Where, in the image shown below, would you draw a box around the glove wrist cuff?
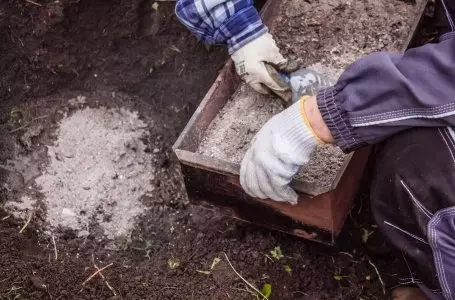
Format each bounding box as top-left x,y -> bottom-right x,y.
280,99 -> 319,154
299,96 -> 323,143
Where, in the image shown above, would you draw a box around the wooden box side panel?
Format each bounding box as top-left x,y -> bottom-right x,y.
180,162 -> 334,243
330,146 -> 372,235
173,61 -> 239,152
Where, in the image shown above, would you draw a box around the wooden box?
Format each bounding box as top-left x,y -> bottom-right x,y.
173,0 -> 428,244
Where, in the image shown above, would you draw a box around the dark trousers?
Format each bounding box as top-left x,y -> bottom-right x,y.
435,0 -> 455,36
371,128 -> 455,296
370,2 -> 455,297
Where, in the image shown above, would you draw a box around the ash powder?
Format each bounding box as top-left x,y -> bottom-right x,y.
20,107 -> 156,239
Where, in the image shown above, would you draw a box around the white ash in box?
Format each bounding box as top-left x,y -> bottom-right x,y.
197,64 -> 347,191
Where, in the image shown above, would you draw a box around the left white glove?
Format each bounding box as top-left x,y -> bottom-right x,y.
231,33 -> 292,96
240,98 -> 320,204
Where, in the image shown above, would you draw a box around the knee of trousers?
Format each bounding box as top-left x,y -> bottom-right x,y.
370,127 -> 455,228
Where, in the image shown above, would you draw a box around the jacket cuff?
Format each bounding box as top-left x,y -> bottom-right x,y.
316,86 -> 367,152
224,6 -> 268,54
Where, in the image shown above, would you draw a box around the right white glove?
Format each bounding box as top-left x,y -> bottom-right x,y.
240,97 -> 320,204
231,33 -> 294,96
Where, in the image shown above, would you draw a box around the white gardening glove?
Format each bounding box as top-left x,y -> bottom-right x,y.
231,33 -> 295,96
240,97 -> 321,204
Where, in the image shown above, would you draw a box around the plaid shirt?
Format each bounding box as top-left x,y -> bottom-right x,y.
175,0 -> 267,54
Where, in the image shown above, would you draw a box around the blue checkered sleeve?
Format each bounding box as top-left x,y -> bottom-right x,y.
175,0 -> 268,54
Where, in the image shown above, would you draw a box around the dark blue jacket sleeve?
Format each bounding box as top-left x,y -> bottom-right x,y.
317,32 -> 455,151
175,0 -> 267,53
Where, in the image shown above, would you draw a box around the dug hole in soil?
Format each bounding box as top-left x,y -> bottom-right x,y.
0,0 -> 435,299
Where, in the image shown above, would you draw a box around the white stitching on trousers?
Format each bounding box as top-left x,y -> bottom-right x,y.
352,110 -> 455,127
440,0 -> 455,30
351,103 -> 455,122
428,209 -> 455,300
444,127 -> 455,154
439,128 -> 455,166
384,221 -> 429,245
400,179 -> 433,219
401,253 -> 418,284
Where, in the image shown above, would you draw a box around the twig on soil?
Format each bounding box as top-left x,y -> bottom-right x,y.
52,234 -> 58,261
1,215 -> 11,221
82,263 -> 113,286
223,253 -> 268,300
339,251 -> 354,259
24,0 -> 42,6
19,212 -> 33,234
369,260 -> 386,295
9,115 -> 48,134
231,286 -> 257,298
293,291 -> 309,296
94,264 -> 117,296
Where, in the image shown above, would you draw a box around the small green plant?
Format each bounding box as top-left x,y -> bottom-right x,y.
261,283 -> 272,299
210,257 -> 221,269
284,264 -> 292,275
333,273 -> 343,281
196,257 -> 221,275
270,246 -> 284,261
361,228 -> 374,244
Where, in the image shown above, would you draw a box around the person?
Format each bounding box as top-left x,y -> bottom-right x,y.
175,0 -> 455,299
175,0 -> 298,97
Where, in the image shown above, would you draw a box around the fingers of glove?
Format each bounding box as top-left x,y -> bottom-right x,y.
240,151 -> 267,199
256,63 -> 289,92
249,82 -> 270,95
256,166 -> 298,204
240,150 -> 253,194
265,165 -> 300,204
276,59 -> 300,73
260,157 -> 300,203
255,156 -> 286,201
245,154 -> 298,204
275,185 -> 299,205
263,46 -> 287,67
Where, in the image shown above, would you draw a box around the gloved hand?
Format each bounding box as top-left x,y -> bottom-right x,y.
231,33 -> 297,98
240,97 -> 321,204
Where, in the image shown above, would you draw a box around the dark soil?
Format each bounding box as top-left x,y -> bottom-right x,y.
274,0 -> 426,68
0,0 -> 432,299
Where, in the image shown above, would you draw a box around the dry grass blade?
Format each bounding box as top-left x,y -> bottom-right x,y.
94,264 -> 117,296
9,115 -> 48,134
369,260 -> 386,295
25,0 -> 42,6
52,234 -> 58,261
82,263 -> 113,286
19,212 -> 33,234
223,253 -> 268,300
